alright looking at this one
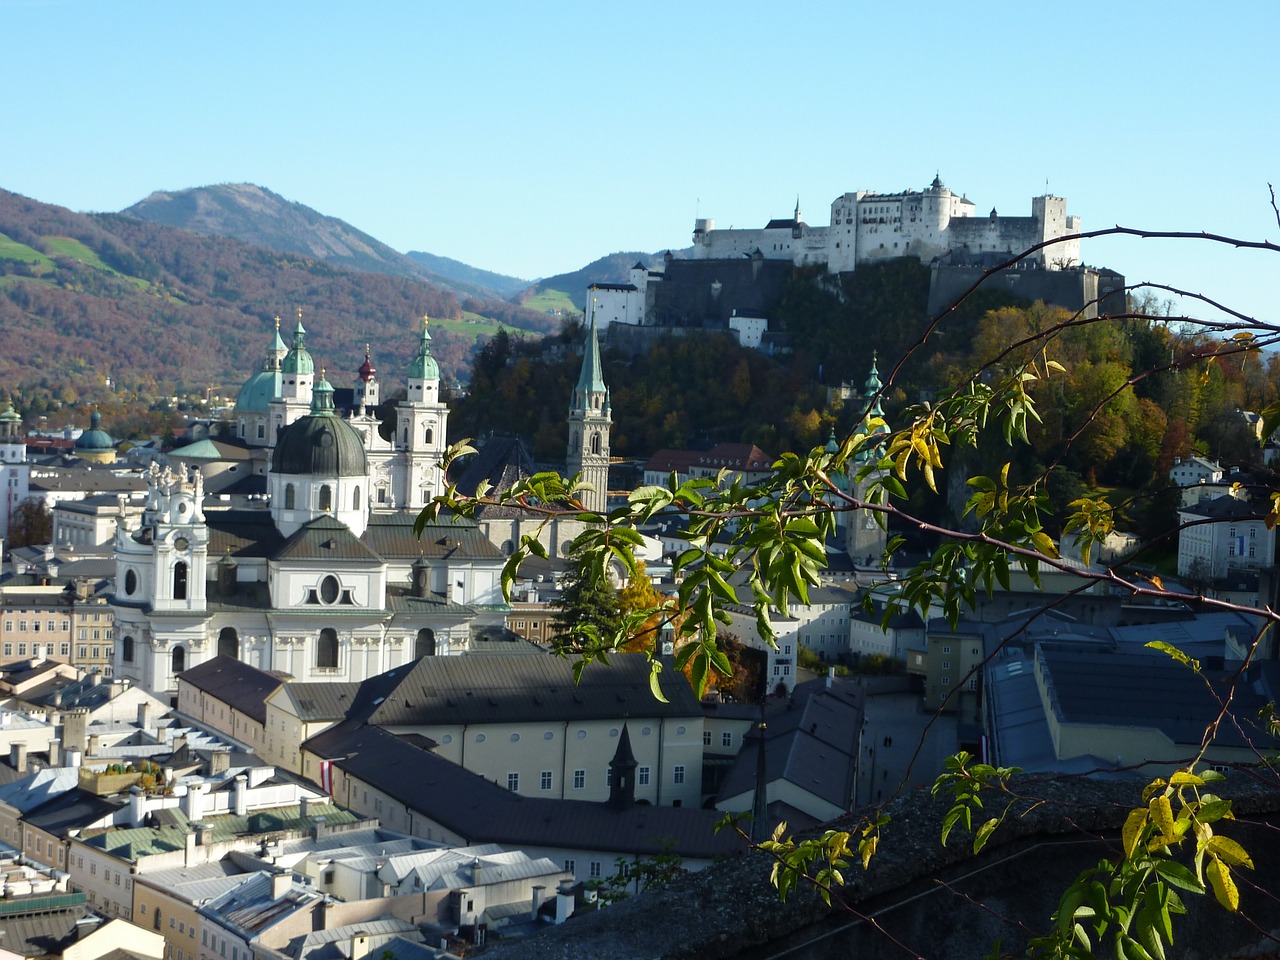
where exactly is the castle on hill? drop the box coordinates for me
[692,176,1082,274]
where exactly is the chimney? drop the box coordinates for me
[412,557,430,599]
[270,869,292,900]
[208,751,230,776]
[47,739,60,767]
[88,734,102,756]
[128,786,145,828]
[137,703,152,731]
[184,827,197,866]
[88,671,101,687]
[349,933,369,960]
[299,797,308,820]
[554,879,576,924]
[181,782,205,822]
[826,666,834,690]
[196,822,212,847]
[312,816,326,841]
[66,747,82,768]
[232,775,247,816]
[471,857,482,886]
[9,743,27,773]
[530,885,545,921]
[62,709,88,755]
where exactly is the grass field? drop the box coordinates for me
[0,232,52,265]
[44,236,111,270]
[520,288,578,317]
[432,313,504,341]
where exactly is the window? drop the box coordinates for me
[284,484,296,509]
[638,766,650,786]
[722,731,732,748]
[414,628,435,658]
[319,575,340,604]
[1,645,9,658]
[18,621,25,632]
[673,765,686,784]
[316,628,338,669]
[942,661,951,670]
[319,485,333,512]
[507,772,519,792]
[564,859,575,875]
[572,769,585,789]
[589,861,602,878]
[540,771,552,790]
[122,636,134,662]
[171,646,185,674]
[173,561,188,600]
[703,730,711,746]
[59,643,68,656]
[2,621,9,632]
[943,645,951,654]
[941,677,950,686]
[218,627,238,659]
[353,486,361,511]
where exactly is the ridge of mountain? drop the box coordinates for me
[403,250,529,299]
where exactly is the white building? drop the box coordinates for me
[1177,494,1276,580]
[692,178,1082,275]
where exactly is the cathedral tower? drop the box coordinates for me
[567,309,611,514]
[847,355,891,566]
[395,317,450,508]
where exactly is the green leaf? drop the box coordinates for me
[1151,860,1205,894]
[973,818,999,854]
[647,661,668,703]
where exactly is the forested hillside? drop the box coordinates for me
[459,262,1280,541]
[0,189,556,426]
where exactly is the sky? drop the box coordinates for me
[4,0,1279,325]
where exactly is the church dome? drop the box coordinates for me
[271,375,367,478]
[235,369,282,414]
[0,402,19,424]
[75,412,115,453]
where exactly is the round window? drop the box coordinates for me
[475,733,486,743]
[319,575,340,604]
[576,730,587,740]
[543,731,554,741]
[440,734,453,745]
[642,726,652,736]
[510,733,520,743]
[124,569,137,596]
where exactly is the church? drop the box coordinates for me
[106,313,610,696]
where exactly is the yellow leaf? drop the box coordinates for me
[1122,808,1147,860]
[1150,795,1175,840]
[1151,575,1163,590]
[1207,836,1254,870]
[1207,858,1239,912]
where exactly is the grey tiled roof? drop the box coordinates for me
[274,516,384,563]
[179,655,292,723]
[362,653,704,727]
[362,512,504,562]
[279,681,360,722]
[309,724,742,861]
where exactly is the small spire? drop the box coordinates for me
[575,309,606,395]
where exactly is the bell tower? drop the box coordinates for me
[567,306,611,514]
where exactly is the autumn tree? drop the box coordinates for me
[7,497,51,548]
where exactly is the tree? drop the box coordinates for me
[422,215,1280,956]
[7,497,51,548]
[549,550,623,658]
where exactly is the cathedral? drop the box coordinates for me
[109,313,612,695]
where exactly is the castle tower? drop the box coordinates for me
[567,310,611,514]
[847,355,891,566]
[395,317,450,508]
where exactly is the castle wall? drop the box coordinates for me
[926,265,1127,320]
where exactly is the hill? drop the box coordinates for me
[403,250,528,299]
[0,188,552,425]
[123,184,547,309]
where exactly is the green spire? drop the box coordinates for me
[281,314,314,375]
[310,369,336,416]
[576,309,606,395]
[407,315,439,380]
[864,352,884,418]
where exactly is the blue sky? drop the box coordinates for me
[4,0,1278,323]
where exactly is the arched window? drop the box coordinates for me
[317,628,338,669]
[284,484,296,509]
[415,628,436,659]
[425,426,433,445]
[591,433,601,455]
[122,636,135,663]
[173,562,188,601]
[217,627,238,659]
[353,486,361,511]
[402,427,409,445]
[319,485,333,512]
[171,646,185,675]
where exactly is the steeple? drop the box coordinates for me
[269,316,287,370]
[607,723,638,809]
[567,308,611,514]
[311,369,336,416]
[397,315,450,507]
[794,196,802,223]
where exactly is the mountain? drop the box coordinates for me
[123,184,534,304]
[404,250,528,299]
[0,188,555,423]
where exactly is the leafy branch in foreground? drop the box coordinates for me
[418,220,1280,954]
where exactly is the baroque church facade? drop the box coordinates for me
[109,316,529,695]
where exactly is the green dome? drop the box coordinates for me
[235,369,282,414]
[0,402,19,423]
[408,321,439,380]
[270,376,367,478]
[281,321,314,375]
[75,412,115,452]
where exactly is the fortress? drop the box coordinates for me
[588,177,1122,340]
[691,176,1083,273]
